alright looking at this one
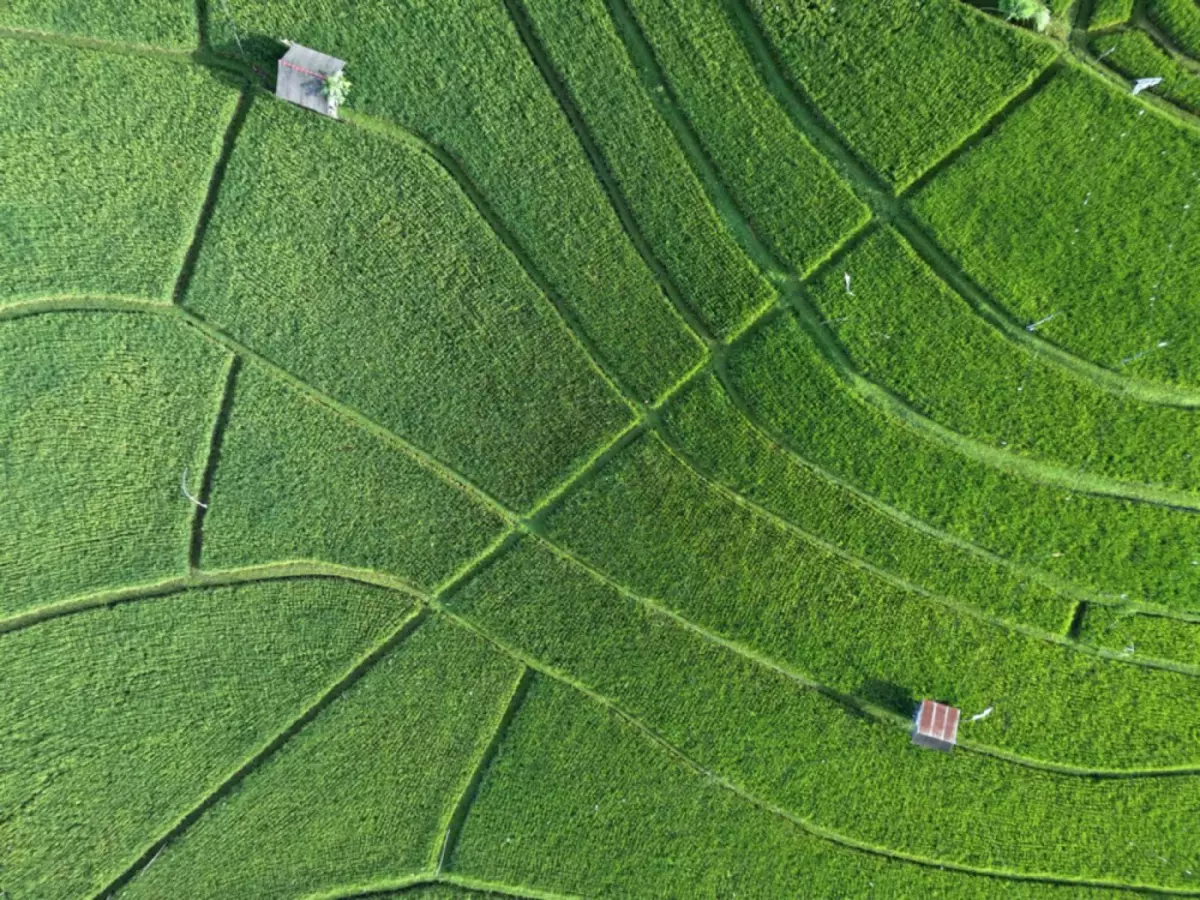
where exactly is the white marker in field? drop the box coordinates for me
[1132,77,1163,96]
[969,706,994,723]
[180,467,207,509]
[844,272,854,295]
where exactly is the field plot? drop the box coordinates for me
[1078,606,1200,668]
[809,227,1200,494]
[913,67,1200,387]
[0,0,196,49]
[1091,0,1135,28]
[742,0,1056,187]
[215,0,703,401]
[539,439,1200,768]
[520,0,776,337]
[726,314,1200,613]
[0,312,229,619]
[621,0,868,275]
[452,673,1173,895]
[0,579,413,900]
[1091,30,1200,114]
[198,363,506,589]
[118,616,522,900]
[1147,0,1200,58]
[660,372,1077,631]
[183,98,631,510]
[0,40,236,305]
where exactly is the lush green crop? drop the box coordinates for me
[623,0,868,274]
[119,615,522,900]
[1147,0,1200,58]
[539,439,1200,768]
[1090,0,1135,28]
[452,663,1182,894]
[0,578,414,900]
[0,0,196,49]
[520,0,775,337]
[810,227,1200,495]
[0,40,237,305]
[0,312,228,618]
[1079,605,1200,668]
[913,67,1200,387]
[198,362,506,590]
[1092,30,1200,113]
[742,0,1057,187]
[660,371,1076,630]
[215,0,703,401]
[726,314,1200,612]
[184,98,631,510]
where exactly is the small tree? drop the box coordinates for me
[322,69,351,110]
[999,0,1051,31]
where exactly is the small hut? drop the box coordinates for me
[911,699,960,752]
[276,44,346,118]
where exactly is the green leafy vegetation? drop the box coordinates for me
[1091,29,1200,114]
[913,67,1200,387]
[1079,606,1200,668]
[521,0,776,337]
[0,40,237,304]
[743,0,1057,186]
[1147,0,1200,59]
[1090,0,1135,29]
[198,363,507,589]
[118,616,523,900]
[216,0,704,401]
[0,579,414,900]
[0,312,229,618]
[184,98,631,510]
[624,0,868,274]
[0,0,196,49]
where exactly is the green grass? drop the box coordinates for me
[0,578,415,900]
[1079,605,1200,667]
[622,0,868,275]
[198,362,507,589]
[520,0,776,337]
[452,672,1164,896]
[1091,29,1200,114]
[809,227,1200,495]
[0,40,237,305]
[184,98,632,510]
[659,371,1076,630]
[0,312,229,618]
[726,313,1200,612]
[1147,0,1200,58]
[742,0,1058,187]
[216,0,704,401]
[1090,0,1135,28]
[537,440,1200,768]
[119,615,522,900]
[912,67,1200,387]
[0,0,196,49]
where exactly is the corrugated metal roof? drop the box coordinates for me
[276,45,346,118]
[912,699,960,751]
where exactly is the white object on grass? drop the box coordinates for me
[844,272,854,295]
[180,467,207,509]
[969,706,994,723]
[1132,77,1163,96]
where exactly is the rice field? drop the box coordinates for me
[4,2,1200,897]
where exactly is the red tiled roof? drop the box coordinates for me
[915,700,960,744]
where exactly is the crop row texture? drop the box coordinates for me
[0,0,196,49]
[912,67,1200,388]
[184,98,632,510]
[0,313,229,618]
[119,615,523,899]
[1147,0,1200,59]
[215,0,704,401]
[1090,0,1135,28]
[0,579,412,900]
[742,0,1057,187]
[1091,30,1200,114]
[449,541,1200,891]
[1079,605,1200,668]
[725,314,1200,611]
[0,40,236,305]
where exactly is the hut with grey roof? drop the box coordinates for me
[276,44,346,118]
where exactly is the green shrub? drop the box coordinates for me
[0,41,237,305]
[184,99,632,510]
[0,579,414,899]
[912,68,1200,388]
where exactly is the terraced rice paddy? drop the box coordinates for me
[4,0,1200,896]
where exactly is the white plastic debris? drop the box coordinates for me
[843,272,854,295]
[1132,77,1163,96]
[969,706,994,723]
[180,467,207,509]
